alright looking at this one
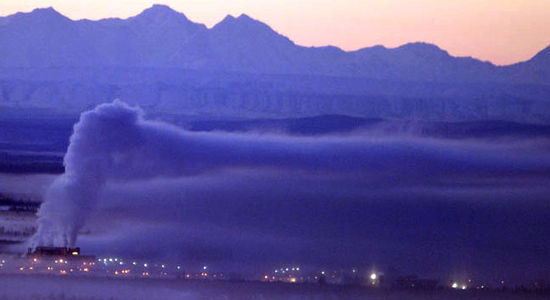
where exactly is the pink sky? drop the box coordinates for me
[1,0,549,65]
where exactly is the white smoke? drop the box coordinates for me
[32,100,550,247]
[32,100,366,246]
[33,100,143,246]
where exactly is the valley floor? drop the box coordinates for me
[0,274,547,300]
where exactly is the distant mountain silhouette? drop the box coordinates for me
[0,5,547,82]
[506,45,550,83]
[0,5,549,122]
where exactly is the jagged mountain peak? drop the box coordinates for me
[30,7,62,16]
[212,13,293,46]
[236,13,254,21]
[130,4,197,27]
[138,4,182,17]
[396,42,449,56]
[4,6,70,23]
[215,13,270,30]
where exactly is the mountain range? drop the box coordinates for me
[0,4,549,122]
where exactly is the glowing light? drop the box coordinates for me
[461,285,467,290]
[290,277,297,283]
[370,273,377,280]
[296,267,300,271]
[19,267,24,271]
[161,264,165,268]
[71,251,79,255]
[452,282,459,289]
[60,270,67,274]
[144,263,148,267]
[133,261,137,265]
[33,258,38,263]
[203,266,207,270]
[321,271,325,275]
[109,258,113,262]
[119,261,123,265]
[83,268,89,272]
[264,275,269,279]
[177,266,181,270]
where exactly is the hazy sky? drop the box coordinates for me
[1,1,549,65]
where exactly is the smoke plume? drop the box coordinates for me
[32,100,550,247]
[32,100,379,246]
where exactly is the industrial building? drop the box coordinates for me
[27,246,96,266]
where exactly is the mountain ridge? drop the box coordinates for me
[0,4,549,123]
[0,4,547,75]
